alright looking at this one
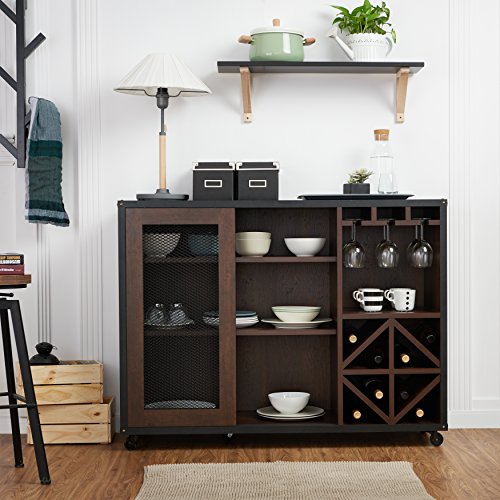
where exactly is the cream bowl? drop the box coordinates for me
[272,306,321,322]
[268,392,310,414]
[236,232,271,239]
[236,238,271,257]
[284,237,326,257]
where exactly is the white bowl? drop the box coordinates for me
[284,238,326,257]
[236,232,271,239]
[268,392,310,414]
[236,238,271,257]
[272,306,321,322]
[143,233,181,257]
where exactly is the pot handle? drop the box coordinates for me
[303,37,316,46]
[238,35,253,44]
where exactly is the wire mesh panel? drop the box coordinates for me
[143,224,220,410]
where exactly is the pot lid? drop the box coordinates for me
[250,18,303,37]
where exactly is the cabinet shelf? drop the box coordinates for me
[237,326,336,337]
[144,256,218,264]
[236,256,336,264]
[342,309,440,320]
[144,327,218,338]
[217,61,424,123]
[237,410,336,427]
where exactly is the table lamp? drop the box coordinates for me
[114,53,211,200]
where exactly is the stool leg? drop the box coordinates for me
[10,301,51,485]
[0,308,24,467]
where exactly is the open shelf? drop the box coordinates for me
[342,309,440,320]
[236,326,336,337]
[0,274,31,288]
[236,256,336,263]
[237,410,336,427]
[144,327,218,338]
[217,61,424,123]
[144,256,218,264]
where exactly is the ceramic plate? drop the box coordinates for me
[257,405,325,420]
[261,318,332,329]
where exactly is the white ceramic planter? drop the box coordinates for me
[328,28,393,61]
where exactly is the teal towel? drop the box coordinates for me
[26,97,69,227]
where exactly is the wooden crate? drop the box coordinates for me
[27,397,114,445]
[16,360,103,385]
[17,383,103,405]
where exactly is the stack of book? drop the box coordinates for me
[0,253,24,275]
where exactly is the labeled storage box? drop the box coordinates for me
[193,162,235,201]
[16,360,114,444]
[236,162,279,200]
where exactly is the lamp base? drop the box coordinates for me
[137,189,189,201]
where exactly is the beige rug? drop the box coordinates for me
[135,461,434,499]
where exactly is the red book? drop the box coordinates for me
[0,264,25,275]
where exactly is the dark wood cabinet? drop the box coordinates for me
[119,199,447,446]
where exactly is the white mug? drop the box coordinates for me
[353,288,384,312]
[384,288,416,312]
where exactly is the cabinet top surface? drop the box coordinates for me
[118,199,447,209]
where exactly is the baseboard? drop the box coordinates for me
[449,410,500,428]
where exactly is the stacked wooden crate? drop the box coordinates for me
[16,360,114,444]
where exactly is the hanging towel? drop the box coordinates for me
[25,97,69,227]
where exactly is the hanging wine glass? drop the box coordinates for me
[376,221,399,268]
[407,224,420,262]
[408,220,433,268]
[343,220,365,268]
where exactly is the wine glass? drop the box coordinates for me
[408,220,433,268]
[343,220,366,268]
[376,221,399,268]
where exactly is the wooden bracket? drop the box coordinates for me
[396,68,410,123]
[240,67,252,123]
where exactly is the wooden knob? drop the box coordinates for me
[303,37,316,46]
[272,18,281,27]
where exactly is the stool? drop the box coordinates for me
[0,279,50,485]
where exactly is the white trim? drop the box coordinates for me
[449,410,500,429]
[32,0,52,343]
[76,0,104,361]
[448,0,472,413]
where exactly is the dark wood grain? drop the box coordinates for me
[236,256,336,263]
[0,275,31,287]
[236,327,336,337]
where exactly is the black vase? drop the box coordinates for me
[343,183,370,194]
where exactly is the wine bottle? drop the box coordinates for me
[352,409,362,420]
[363,347,384,368]
[418,331,437,345]
[348,334,358,344]
[415,408,425,418]
[398,387,410,401]
[395,344,410,364]
[364,378,384,400]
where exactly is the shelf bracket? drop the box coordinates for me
[396,68,410,123]
[240,67,252,123]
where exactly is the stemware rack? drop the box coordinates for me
[119,199,447,449]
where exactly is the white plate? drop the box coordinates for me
[261,318,332,329]
[257,405,325,420]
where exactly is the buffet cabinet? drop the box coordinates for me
[118,199,447,449]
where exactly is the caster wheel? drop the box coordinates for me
[227,433,233,439]
[124,435,140,450]
[429,432,444,446]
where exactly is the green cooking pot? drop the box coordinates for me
[238,18,316,62]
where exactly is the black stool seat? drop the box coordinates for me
[0,290,50,485]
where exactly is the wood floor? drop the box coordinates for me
[0,429,499,499]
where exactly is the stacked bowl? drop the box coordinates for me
[271,306,321,322]
[236,232,271,257]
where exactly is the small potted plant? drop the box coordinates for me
[327,0,397,61]
[344,168,373,194]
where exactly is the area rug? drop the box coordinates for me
[135,461,434,499]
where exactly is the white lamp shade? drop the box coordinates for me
[114,53,211,97]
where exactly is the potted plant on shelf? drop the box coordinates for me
[344,168,373,194]
[327,0,397,61]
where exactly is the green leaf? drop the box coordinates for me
[391,28,397,43]
[331,5,349,15]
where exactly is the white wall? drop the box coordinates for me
[0,0,498,430]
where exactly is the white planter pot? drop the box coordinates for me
[328,28,393,61]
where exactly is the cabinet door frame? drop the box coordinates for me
[122,208,236,427]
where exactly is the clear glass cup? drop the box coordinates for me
[376,222,399,268]
[343,220,366,268]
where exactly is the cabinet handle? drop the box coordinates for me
[204,180,223,188]
[248,179,267,188]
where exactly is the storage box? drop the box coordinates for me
[27,397,114,445]
[236,162,279,200]
[17,360,103,385]
[193,162,235,201]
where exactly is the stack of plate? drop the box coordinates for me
[203,310,259,329]
[256,406,325,421]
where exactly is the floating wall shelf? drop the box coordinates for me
[0,0,46,168]
[217,61,425,124]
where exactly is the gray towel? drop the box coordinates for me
[26,97,69,226]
